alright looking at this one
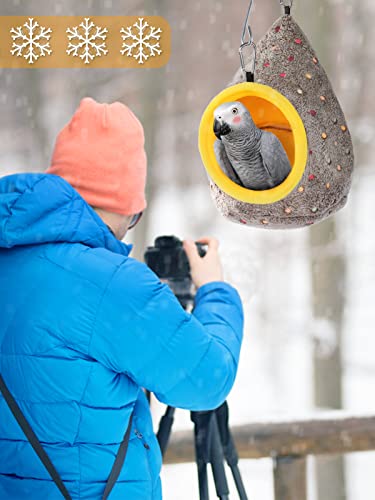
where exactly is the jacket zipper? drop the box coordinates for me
[134,429,150,450]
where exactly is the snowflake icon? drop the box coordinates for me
[66,17,108,65]
[120,17,162,65]
[10,17,52,65]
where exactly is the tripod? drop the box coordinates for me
[157,401,248,500]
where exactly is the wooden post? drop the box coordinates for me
[310,218,347,500]
[273,456,307,500]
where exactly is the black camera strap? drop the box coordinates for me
[0,373,134,500]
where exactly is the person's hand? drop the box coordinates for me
[183,237,224,289]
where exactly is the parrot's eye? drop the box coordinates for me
[232,107,238,115]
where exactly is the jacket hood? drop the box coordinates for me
[0,173,132,256]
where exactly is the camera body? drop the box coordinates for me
[144,236,206,308]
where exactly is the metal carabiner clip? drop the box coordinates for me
[239,0,257,81]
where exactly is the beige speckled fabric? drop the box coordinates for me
[209,15,354,229]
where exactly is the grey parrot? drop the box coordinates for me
[213,101,291,190]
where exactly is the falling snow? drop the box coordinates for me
[66,17,108,65]
[1,1,375,498]
[10,17,52,65]
[120,17,162,65]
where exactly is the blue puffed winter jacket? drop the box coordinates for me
[0,173,244,500]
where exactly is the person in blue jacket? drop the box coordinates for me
[0,98,244,499]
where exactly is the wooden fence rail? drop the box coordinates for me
[163,412,375,500]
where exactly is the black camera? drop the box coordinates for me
[144,236,206,308]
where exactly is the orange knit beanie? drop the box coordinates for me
[47,97,147,215]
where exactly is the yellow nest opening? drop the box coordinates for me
[199,82,309,204]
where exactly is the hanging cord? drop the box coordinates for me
[239,0,257,82]
[280,0,293,15]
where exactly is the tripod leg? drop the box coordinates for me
[191,411,213,500]
[209,414,230,500]
[215,402,248,500]
[157,406,175,457]
[231,466,248,500]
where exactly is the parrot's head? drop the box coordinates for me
[213,101,254,141]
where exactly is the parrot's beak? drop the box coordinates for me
[214,118,222,140]
[213,118,231,140]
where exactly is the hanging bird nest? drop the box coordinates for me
[199,12,354,229]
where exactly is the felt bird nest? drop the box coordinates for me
[199,14,354,229]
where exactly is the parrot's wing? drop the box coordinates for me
[260,131,292,183]
[214,140,243,185]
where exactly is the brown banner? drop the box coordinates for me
[0,16,171,68]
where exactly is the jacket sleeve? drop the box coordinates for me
[89,257,244,411]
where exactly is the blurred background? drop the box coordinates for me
[1,0,374,499]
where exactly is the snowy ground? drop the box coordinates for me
[147,170,375,500]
